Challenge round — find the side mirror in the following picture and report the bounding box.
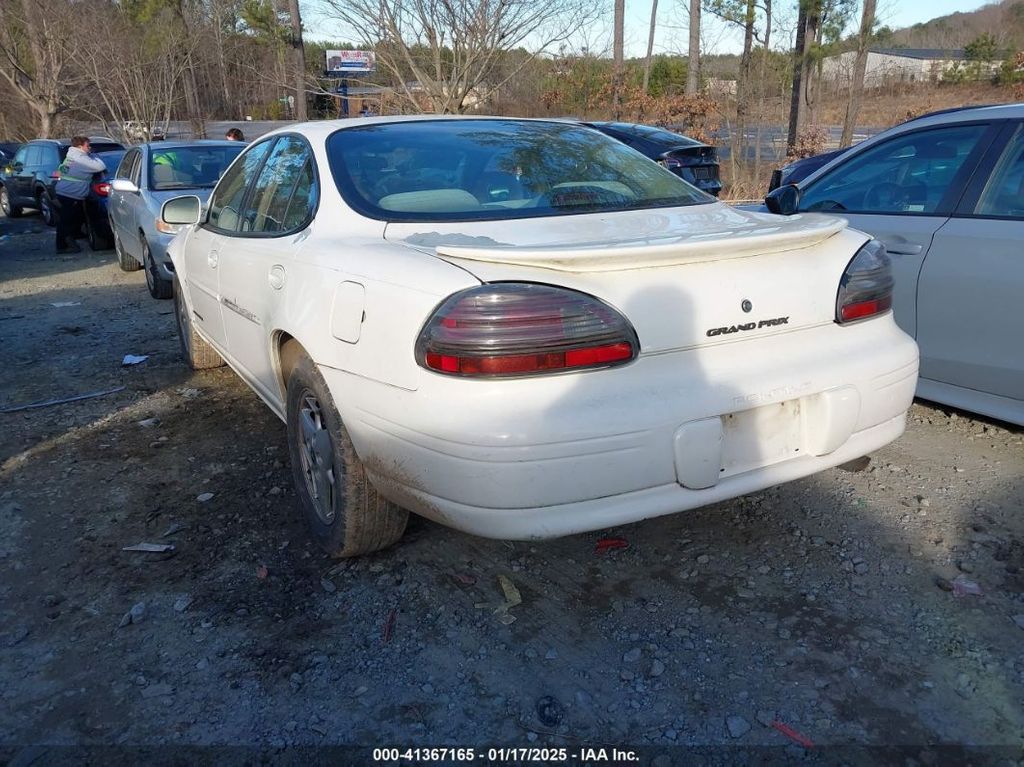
[11,162,23,172]
[765,184,800,216]
[111,178,139,194]
[161,195,202,226]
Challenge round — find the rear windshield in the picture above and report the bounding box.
[326,119,712,222]
[95,150,125,177]
[149,145,245,190]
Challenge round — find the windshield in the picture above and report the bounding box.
[327,119,712,222]
[149,145,245,191]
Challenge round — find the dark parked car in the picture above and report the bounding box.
[0,137,123,224]
[768,147,848,192]
[582,121,722,196]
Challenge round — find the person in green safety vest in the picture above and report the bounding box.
[54,137,106,254]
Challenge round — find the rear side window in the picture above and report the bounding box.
[237,136,317,234]
[800,125,987,215]
[207,140,273,232]
[974,124,1024,219]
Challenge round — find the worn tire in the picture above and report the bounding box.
[115,231,141,271]
[85,215,112,251]
[285,352,408,557]
[38,191,55,227]
[173,275,224,370]
[0,186,22,217]
[142,237,173,299]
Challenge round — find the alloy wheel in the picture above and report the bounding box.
[296,391,337,524]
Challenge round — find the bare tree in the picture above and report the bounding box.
[0,0,77,137]
[786,0,820,153]
[643,0,659,93]
[285,0,308,121]
[685,0,701,94]
[72,4,197,144]
[612,0,625,116]
[320,0,597,113]
[840,0,876,147]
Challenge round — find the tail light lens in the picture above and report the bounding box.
[836,239,893,323]
[416,283,639,378]
[50,170,61,179]
[91,181,110,197]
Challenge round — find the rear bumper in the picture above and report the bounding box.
[323,316,918,539]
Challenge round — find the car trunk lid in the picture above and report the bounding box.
[385,202,862,354]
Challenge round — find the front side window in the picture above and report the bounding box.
[206,140,273,232]
[974,124,1024,219]
[24,146,42,167]
[800,124,988,215]
[116,150,139,180]
[238,136,316,234]
[327,119,712,222]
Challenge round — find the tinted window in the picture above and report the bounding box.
[95,151,125,178]
[800,125,987,215]
[974,124,1024,219]
[327,120,711,222]
[116,150,139,180]
[238,136,316,234]
[13,146,27,165]
[149,145,246,191]
[24,146,42,166]
[207,140,272,232]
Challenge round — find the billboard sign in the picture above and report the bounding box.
[325,50,376,74]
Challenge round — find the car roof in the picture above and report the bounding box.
[259,115,640,143]
[895,102,1024,128]
[141,139,243,150]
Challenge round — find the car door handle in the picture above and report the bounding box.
[883,241,923,255]
[208,251,219,268]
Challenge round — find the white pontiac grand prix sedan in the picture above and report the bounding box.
[162,117,919,557]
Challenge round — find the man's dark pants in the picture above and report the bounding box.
[55,194,85,251]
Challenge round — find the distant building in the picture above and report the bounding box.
[822,48,1004,86]
[707,78,737,96]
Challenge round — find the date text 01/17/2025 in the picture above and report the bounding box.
[372,747,640,762]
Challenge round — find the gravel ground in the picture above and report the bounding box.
[1,210,1023,763]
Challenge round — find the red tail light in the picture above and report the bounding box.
[416,283,639,377]
[836,240,893,324]
[50,170,61,179]
[92,182,110,197]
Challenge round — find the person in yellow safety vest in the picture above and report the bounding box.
[54,136,106,254]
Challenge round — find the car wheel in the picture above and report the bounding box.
[114,230,142,271]
[1,186,23,217]
[142,238,173,299]
[286,351,409,557]
[172,275,224,370]
[38,192,55,227]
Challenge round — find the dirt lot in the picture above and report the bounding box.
[1,211,1023,763]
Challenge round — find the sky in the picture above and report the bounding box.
[304,0,997,60]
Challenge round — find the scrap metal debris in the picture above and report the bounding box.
[595,537,629,554]
[382,608,397,643]
[122,542,175,553]
[0,385,125,414]
[771,720,815,749]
